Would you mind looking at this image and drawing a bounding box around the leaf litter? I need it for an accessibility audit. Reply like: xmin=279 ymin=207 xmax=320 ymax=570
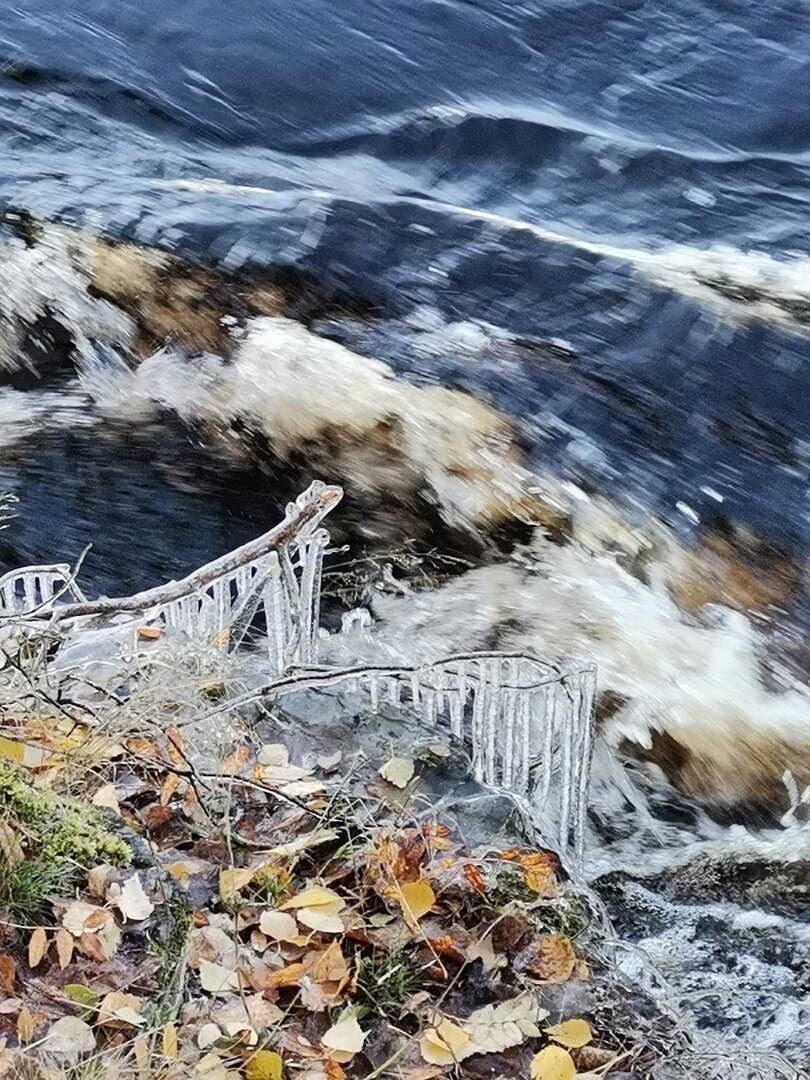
xmin=0 ymin=670 xmax=640 ymax=1080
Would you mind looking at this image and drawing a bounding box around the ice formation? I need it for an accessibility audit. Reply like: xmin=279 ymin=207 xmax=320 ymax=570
xmin=0 ymin=482 xmax=596 ymax=867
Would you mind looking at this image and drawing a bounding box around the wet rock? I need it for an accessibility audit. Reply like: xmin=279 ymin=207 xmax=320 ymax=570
xmin=666 ymin=521 xmax=802 ymax=616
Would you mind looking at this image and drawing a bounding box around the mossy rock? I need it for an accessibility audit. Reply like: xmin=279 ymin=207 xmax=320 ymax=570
xmin=0 ymin=762 xmax=131 ymax=869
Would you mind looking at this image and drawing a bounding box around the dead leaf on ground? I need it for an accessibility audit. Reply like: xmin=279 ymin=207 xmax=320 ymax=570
xmin=28 ymin=928 xmax=48 ymax=969
xmin=43 ymin=1016 xmax=96 ymax=1059
xmin=199 ymin=959 xmax=241 ymax=995
xmin=219 ymin=867 xmax=254 ymax=902
xmin=379 ymin=757 xmax=415 ymax=789
xmin=245 ymin=1049 xmax=283 ymax=1080
xmin=419 ymin=1014 xmax=470 ymax=1066
xmin=322 ymin=1011 xmax=367 ymax=1062
xmin=529 ymin=1044 xmax=576 ymax=1080
xmin=391 ymin=878 xmax=435 ymax=929
xmin=463 ymin=993 xmax=547 ymax=1054
xmin=110 ymin=873 xmax=155 ymax=922
xmin=544 ymin=1018 xmax=592 ymax=1048
xmin=524 ymin=934 xmax=577 ymax=983
xmin=0 ymin=955 xmax=14 ymax=993
xmin=259 ymin=910 xmax=299 ymax=943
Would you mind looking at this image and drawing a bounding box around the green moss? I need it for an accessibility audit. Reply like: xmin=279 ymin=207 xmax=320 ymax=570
xmin=0 ymin=763 xmax=131 ymax=869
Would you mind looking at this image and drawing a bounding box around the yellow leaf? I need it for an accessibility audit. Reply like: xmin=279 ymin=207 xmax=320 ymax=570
xmin=134 ymin=1036 xmax=150 ymax=1078
xmin=0 ymin=737 xmax=24 ymax=763
xmin=245 ymin=1049 xmax=283 ymax=1080
xmin=28 ymin=927 xmax=48 ymax=968
xmin=162 ymin=1022 xmax=179 ymax=1061
xmin=395 ymin=878 xmax=435 ymax=924
xmin=544 ymin=1019 xmax=592 ymax=1049
xmin=419 ymin=1015 xmax=470 ymax=1066
xmin=219 ymin=867 xmax=254 ymax=902
xmin=529 ymin=1045 xmax=576 ymax=1080
xmin=17 ymin=1007 xmax=34 ymax=1044
xmin=279 ymin=887 xmax=345 ymax=912
xmin=379 ymin=757 xmax=415 ymax=789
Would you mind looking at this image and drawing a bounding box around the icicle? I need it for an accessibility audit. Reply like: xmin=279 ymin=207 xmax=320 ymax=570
xmin=483 ymin=659 xmax=501 ymax=787
xmin=537 ymin=685 xmax=557 ymax=806
xmin=410 ymin=671 xmax=421 ymax=708
xmin=574 ymin=669 xmax=596 ymax=869
xmin=369 ymin=671 xmax=380 ymax=713
xmin=263 ymin=554 xmax=289 ymax=674
xmin=515 ymin=691 xmax=531 ymax=796
xmin=501 ymin=658 xmax=518 ymax=788
xmin=297 ymin=530 xmax=327 ymax=664
xmin=470 ymin=662 xmax=487 ymax=782
xmin=386 ymin=675 xmax=401 ymax=707
xmin=557 ymin=678 xmax=575 ymax=861
xmin=421 ymin=687 xmax=437 ymax=728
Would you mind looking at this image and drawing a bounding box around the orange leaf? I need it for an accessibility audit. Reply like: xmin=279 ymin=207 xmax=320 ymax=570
xmin=462 ymin=863 xmax=486 ymax=896
xmin=265 ymin=962 xmax=306 ymax=988
xmin=0 ymin=955 xmax=14 ymax=993
xmin=523 ymin=866 xmax=556 ymax=898
xmin=220 ymin=746 xmax=250 ymax=775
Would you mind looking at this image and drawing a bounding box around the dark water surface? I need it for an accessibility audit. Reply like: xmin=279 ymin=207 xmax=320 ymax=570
xmin=1 ymin=0 xmax=809 ymax=588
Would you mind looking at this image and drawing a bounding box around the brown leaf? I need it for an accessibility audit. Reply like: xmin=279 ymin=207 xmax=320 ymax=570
xmin=308 ymin=940 xmax=350 ymax=984
xmin=28 ymin=928 xmax=48 ymax=969
xmin=0 ymin=955 xmax=15 ymax=993
xmin=462 ymin=863 xmax=486 ymax=895
xmin=79 ymin=932 xmax=108 ymax=963
xmin=392 ymin=830 xmax=426 ymax=882
xmin=524 ymin=934 xmax=576 ymax=983
xmin=55 ymin=928 xmax=74 ymax=969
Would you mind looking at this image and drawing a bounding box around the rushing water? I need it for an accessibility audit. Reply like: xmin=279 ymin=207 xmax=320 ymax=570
xmin=0 ymin=2 xmax=809 ymax=1075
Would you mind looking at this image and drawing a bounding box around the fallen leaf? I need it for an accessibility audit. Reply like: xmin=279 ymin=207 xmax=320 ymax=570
xmin=379 ymin=757 xmax=415 ymax=789
xmin=265 ymin=962 xmax=305 ymax=988
xmin=62 ymin=901 xmax=110 ymax=937
xmin=197 ymin=1023 xmax=222 ymax=1049
xmin=317 ymin=750 xmax=342 ymax=771
xmin=87 ymin=864 xmax=111 ymax=899
xmin=419 ymin=1014 xmax=470 ymax=1066
xmin=463 ymin=994 xmax=546 ymax=1054
xmin=112 ymin=873 xmax=155 ymax=922
xmin=28 ymin=927 xmax=49 ymax=969
xmin=91 ymin=783 xmax=120 ymax=813
xmin=257 ymin=744 xmax=289 ymax=767
xmin=259 ymin=910 xmax=299 ymax=943
xmin=98 ymin=991 xmax=146 ymax=1027
xmin=55 ymin=928 xmax=74 ymax=969
xmin=245 ymin=1049 xmax=283 ymax=1080
xmin=199 ymin=959 xmax=241 ymax=995
xmin=279 ymin=887 xmax=345 ymax=912
xmin=463 ymin=863 xmax=486 ymax=895
xmin=525 ymin=935 xmax=577 ymax=983
xmin=17 ymin=1007 xmax=34 ymax=1044
xmin=0 ymin=956 xmax=14 ymax=993
xmin=268 ymin=829 xmax=339 ymax=857
xmin=220 ymin=745 xmax=251 ymax=775
xmin=0 ymin=824 xmax=23 ymax=867
xmin=137 ymin=626 xmax=163 ymax=641
xmin=322 ymin=1012 xmax=367 ymax=1059
xmin=43 ymin=1016 xmax=96 ymax=1059
xmin=162 ymin=1022 xmax=179 ymax=1060
xmin=308 ymin=940 xmax=350 ymax=984
xmin=393 ymin=878 xmax=435 ymax=926
xmin=63 ymin=984 xmax=100 ymax=1013
xmin=529 ymin=1045 xmax=576 ymax=1080
xmin=297 ymin=907 xmax=345 ymax=934
xmin=219 ymin=867 xmax=254 ymax=902
xmin=465 ymin=936 xmax=506 ymax=972
xmin=543 ymin=1019 xmax=592 ymax=1049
